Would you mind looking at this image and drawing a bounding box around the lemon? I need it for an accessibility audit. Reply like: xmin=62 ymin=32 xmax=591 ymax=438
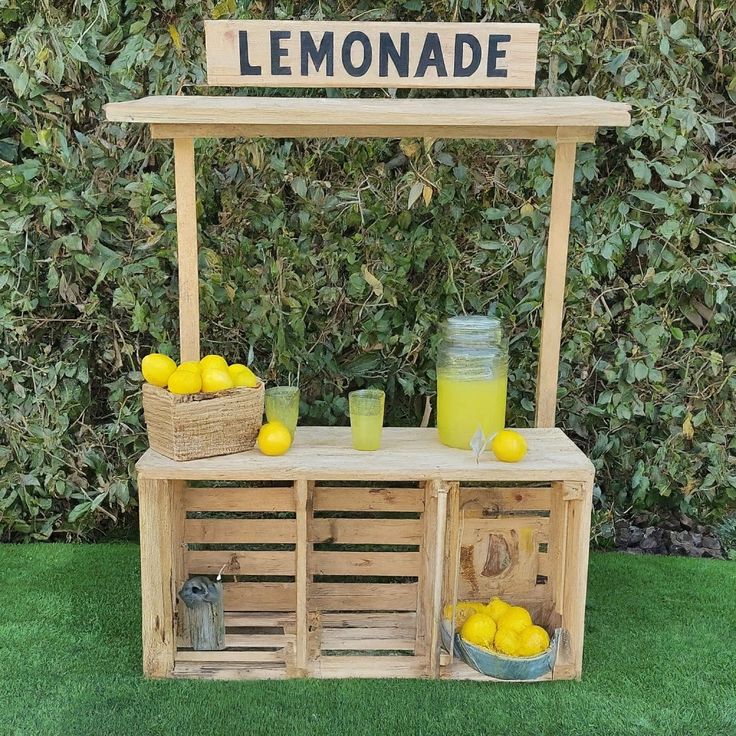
xmin=490 ymin=430 xmax=528 ymax=463
xmin=232 ymin=367 xmax=259 ymax=388
xmin=178 ymin=361 xmax=201 ymax=373
xmin=201 ymin=368 xmax=235 ymax=393
xmin=200 ymin=354 xmax=229 ymax=372
xmin=228 ymin=363 xmax=248 ymax=377
xmin=494 ymin=627 xmax=520 ymax=656
xmin=459 ymin=612 xmax=497 ymax=650
xmin=517 ymin=625 xmax=550 ymax=657
xmin=497 ymin=605 xmax=533 ymax=634
xmin=141 ymin=353 xmax=177 ymax=388
xmin=257 ymin=421 xmax=292 ymax=456
xmin=443 ymin=601 xmax=486 ymax=630
xmin=485 ymin=597 xmax=512 ymax=623
xmin=168 ymin=368 xmax=202 ymax=395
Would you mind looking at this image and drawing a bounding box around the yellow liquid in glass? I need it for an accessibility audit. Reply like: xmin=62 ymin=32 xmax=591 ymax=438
xmin=350 ymin=413 xmax=383 ymax=451
xmin=437 ymin=374 xmax=507 ymax=450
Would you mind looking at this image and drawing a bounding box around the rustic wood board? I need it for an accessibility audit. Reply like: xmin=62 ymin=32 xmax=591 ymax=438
xmin=105 ymin=95 xmax=630 ymax=130
xmin=136 ymin=427 xmax=595 ymax=482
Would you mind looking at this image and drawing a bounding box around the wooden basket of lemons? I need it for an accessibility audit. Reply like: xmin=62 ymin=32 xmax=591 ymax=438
xmin=140 ymin=353 xmax=264 ymax=461
xmin=442 ymin=598 xmax=560 ymax=681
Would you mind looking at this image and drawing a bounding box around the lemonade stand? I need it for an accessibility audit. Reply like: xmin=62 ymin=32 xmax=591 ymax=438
xmin=106 ymin=20 xmax=630 ymax=681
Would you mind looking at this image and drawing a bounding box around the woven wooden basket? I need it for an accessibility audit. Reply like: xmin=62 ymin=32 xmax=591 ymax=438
xmin=142 ymin=382 xmax=265 ymax=461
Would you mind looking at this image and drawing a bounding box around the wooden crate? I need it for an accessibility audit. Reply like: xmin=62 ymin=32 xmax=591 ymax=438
xmin=137 ymin=427 xmax=593 ymax=681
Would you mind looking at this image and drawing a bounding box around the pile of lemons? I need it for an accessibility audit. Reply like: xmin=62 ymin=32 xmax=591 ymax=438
xmin=444 ymin=597 xmax=550 ymax=657
xmin=141 ymin=353 xmax=260 ymax=395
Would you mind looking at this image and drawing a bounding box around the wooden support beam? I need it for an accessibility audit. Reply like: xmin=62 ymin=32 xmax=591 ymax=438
xmin=535 ymin=141 xmax=578 ymax=428
xmin=173 ymin=137 xmax=200 ymax=362
xmin=440 ymin=482 xmax=460 ymax=666
xmin=293 ymin=480 xmax=311 ymax=677
xmin=552 ymin=477 xmax=593 ymax=680
xmin=138 ymin=477 xmax=176 ymax=677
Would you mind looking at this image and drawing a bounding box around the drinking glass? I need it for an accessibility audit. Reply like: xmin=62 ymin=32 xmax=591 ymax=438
xmin=348 ymin=389 xmax=385 ymax=451
xmin=265 ymin=386 xmax=300 ymax=438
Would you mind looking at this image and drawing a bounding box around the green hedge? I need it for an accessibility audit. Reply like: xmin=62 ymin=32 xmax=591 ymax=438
xmin=1 ymin=1 xmax=734 ymax=540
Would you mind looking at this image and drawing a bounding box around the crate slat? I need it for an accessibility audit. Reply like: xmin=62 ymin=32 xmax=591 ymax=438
xmin=313 ymin=655 xmax=424 ymax=678
xmin=310 ymin=518 xmax=422 ymax=545
xmin=172 ymin=662 xmax=288 ymax=680
xmin=321 ymin=627 xmax=415 ymax=651
xmin=460 ymin=487 xmax=552 ymax=513
xmin=225 ymin=612 xmax=295 ymax=628
xmin=313 ymin=486 xmax=424 ymax=512
xmin=224 ymin=582 xmax=295 ymax=611
xmin=311 ymin=583 xmax=418 ymax=611
xmin=187 ymin=550 xmax=295 ymax=575
xmin=177 ymin=649 xmax=286 ymax=663
xmin=184 ymin=486 xmax=296 ymax=512
xmin=310 ymin=551 xmax=420 ymax=576
xmin=320 ymin=612 xmax=416 ymax=629
xmin=185 ymin=518 xmax=295 ymax=544
xmin=224 ymin=633 xmax=293 ymax=647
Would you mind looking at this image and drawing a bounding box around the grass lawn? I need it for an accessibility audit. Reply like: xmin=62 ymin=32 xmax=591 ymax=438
xmin=1 ymin=544 xmax=734 ymax=736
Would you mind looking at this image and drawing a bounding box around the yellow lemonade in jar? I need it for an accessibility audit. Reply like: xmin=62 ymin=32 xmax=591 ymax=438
xmin=437 ymin=373 xmax=507 ymax=450
xmin=435 ymin=315 xmax=508 ymax=450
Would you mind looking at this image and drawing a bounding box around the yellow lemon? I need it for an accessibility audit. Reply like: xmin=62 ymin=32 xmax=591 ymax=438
xmin=233 ymin=367 xmax=259 ymax=388
xmin=228 ymin=363 xmax=248 ymax=377
xmin=490 ymin=430 xmax=528 ymax=463
xmin=201 ymin=368 xmax=235 ymax=393
xmin=485 ymin=597 xmax=512 ymax=623
xmin=494 ymin=627 xmax=521 ymax=656
xmin=497 ymin=605 xmax=533 ymax=634
xmin=517 ymin=625 xmax=550 ymax=657
xmin=168 ymin=369 xmax=202 ymax=395
xmin=459 ymin=612 xmax=497 ymax=650
xmin=178 ymin=361 xmax=201 ymax=373
xmin=200 ymin=354 xmax=229 ymax=372
xmin=257 ymin=421 xmax=292 ymax=456
xmin=141 ymin=353 xmax=177 ymax=388
xmin=443 ymin=601 xmax=486 ymax=630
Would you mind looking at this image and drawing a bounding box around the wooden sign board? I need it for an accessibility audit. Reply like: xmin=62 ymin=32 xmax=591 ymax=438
xmin=205 ymin=20 xmax=539 ymax=89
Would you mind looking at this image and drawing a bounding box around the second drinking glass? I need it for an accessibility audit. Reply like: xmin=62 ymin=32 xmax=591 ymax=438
xmin=348 ymin=389 xmax=385 ymax=451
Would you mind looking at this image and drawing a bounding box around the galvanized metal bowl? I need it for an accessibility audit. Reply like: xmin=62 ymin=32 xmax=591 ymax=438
xmin=441 ymin=620 xmax=561 ymax=680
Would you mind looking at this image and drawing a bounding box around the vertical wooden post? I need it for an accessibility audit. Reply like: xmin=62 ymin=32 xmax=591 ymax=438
xmin=553 ymin=477 xmax=593 ymax=680
xmin=173 ymin=137 xmax=200 ymax=362
xmin=138 ymin=476 xmax=176 ymax=678
xmin=535 ymin=140 xmax=577 ymax=428
xmin=418 ymin=479 xmax=449 ymax=678
xmin=440 ymin=482 xmax=460 ymax=667
xmin=294 ymin=479 xmax=311 ymax=677
xmin=171 ymin=480 xmax=188 ymax=647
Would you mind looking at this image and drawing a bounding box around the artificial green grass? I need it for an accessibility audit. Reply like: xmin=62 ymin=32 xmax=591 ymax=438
xmin=1 ymin=545 xmax=734 ymax=736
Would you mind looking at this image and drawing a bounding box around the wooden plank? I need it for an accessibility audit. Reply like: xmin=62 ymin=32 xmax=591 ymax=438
xmin=184 ymin=486 xmax=296 ymax=512
xmin=553 ymin=478 xmax=593 ymax=680
xmin=294 ymin=479 xmax=310 ymax=677
xmin=171 ymin=481 xmax=188 ymax=647
xmin=178 ymin=649 xmax=286 ymax=663
xmin=321 ymin=628 xmax=415 ymax=651
xmin=136 ymin=427 xmax=596 ymax=482
xmin=313 ymin=656 xmax=425 ymax=678
xmin=173 ymin=137 xmax=200 ymax=362
xmin=535 ymin=141 xmax=577 ymax=428
xmin=184 ymin=518 xmax=295 ymax=544
xmin=429 ymin=481 xmax=450 ymax=677
xmin=224 ymin=582 xmax=295 ymax=612
xmin=311 ymin=583 xmax=418 ymax=611
xmin=150 ymin=123 xmax=595 ymax=142
xmin=310 ymin=551 xmax=420 ymax=576
xmin=310 ymin=518 xmax=422 ymax=545
xmin=224 ymin=633 xmax=293 ymax=648
xmin=441 ymin=482 xmax=461 ymax=665
xmin=205 ymin=20 xmax=538 ymax=89
xmin=172 ymin=662 xmax=288 ymax=680
xmin=313 ymin=486 xmax=424 ymax=512
xmin=186 ymin=550 xmax=295 ymax=576
xmin=138 ymin=477 xmax=176 ymax=678
xmin=459 ymin=486 xmax=552 ymax=513
xmin=106 ymin=95 xmax=631 ymax=128
xmin=321 ymin=612 xmax=416 ymax=629
xmin=225 ymin=612 xmax=295 ymax=628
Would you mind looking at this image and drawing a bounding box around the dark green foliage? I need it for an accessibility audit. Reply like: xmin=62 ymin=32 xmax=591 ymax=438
xmin=0 ymin=1 xmax=734 ymax=540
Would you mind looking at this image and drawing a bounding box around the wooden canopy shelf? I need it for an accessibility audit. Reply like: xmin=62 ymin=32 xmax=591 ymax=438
xmin=105 ymin=94 xmax=630 ymax=141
